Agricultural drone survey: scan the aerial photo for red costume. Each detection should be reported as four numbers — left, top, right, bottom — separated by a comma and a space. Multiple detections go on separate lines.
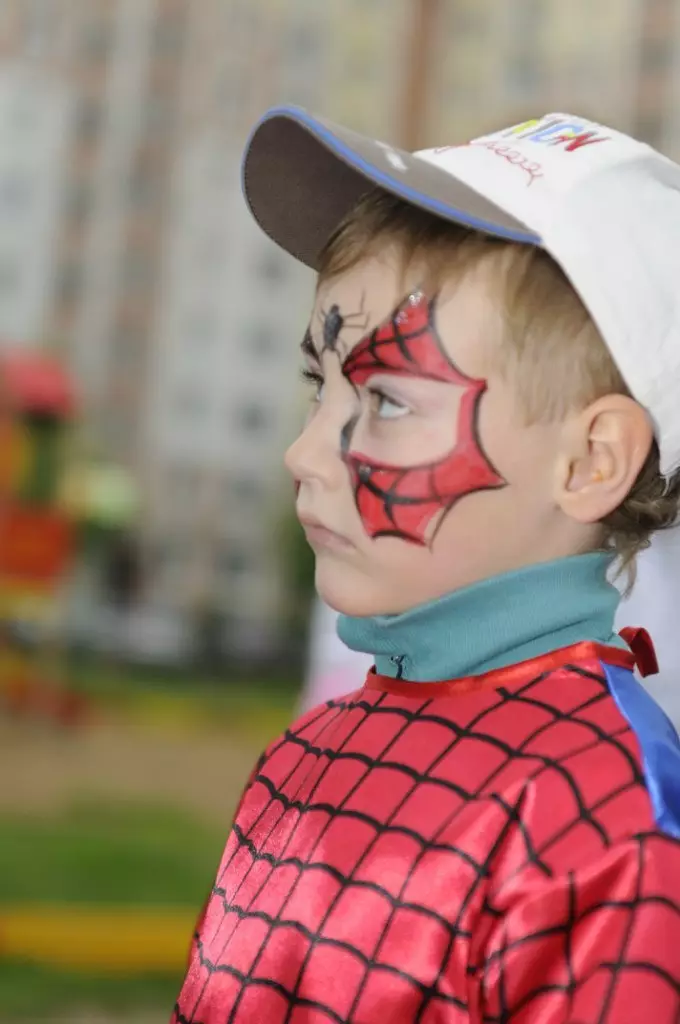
173, 639, 680, 1022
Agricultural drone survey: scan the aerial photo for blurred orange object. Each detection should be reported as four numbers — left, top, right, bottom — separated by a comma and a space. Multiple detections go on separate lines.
0, 505, 73, 584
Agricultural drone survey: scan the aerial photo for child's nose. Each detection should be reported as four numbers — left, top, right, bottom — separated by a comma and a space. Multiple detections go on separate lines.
284, 408, 346, 490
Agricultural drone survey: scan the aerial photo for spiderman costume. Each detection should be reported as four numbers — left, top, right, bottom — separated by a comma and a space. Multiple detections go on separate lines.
173, 636, 680, 1023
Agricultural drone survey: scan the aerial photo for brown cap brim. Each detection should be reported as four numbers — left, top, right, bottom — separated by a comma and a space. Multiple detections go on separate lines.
241, 105, 540, 270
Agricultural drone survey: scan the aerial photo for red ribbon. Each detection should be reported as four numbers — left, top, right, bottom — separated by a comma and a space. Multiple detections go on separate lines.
619, 626, 659, 677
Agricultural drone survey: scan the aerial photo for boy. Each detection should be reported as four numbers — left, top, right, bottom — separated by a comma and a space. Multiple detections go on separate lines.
173, 110, 680, 1022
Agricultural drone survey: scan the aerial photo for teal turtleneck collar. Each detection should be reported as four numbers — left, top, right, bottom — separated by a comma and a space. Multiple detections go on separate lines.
337, 553, 624, 682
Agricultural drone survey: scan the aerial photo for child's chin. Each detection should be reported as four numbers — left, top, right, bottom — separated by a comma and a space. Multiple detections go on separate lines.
314, 563, 405, 618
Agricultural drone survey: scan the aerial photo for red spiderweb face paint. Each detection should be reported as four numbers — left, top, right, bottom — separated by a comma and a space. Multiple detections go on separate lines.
340, 291, 506, 546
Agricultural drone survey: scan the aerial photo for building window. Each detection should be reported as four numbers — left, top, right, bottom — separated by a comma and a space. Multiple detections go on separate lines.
102, 411, 137, 455
23, 0, 58, 56
512, 0, 545, 34
0, 173, 32, 215
0, 255, 20, 295
636, 112, 665, 147
67, 180, 92, 225
7, 91, 39, 133
249, 325, 276, 356
129, 162, 160, 212
229, 476, 264, 505
640, 35, 673, 73
75, 97, 103, 143
175, 388, 206, 420
57, 262, 83, 306
168, 465, 203, 504
79, 18, 111, 64
450, 4, 485, 36
506, 60, 541, 96
123, 249, 154, 292
288, 22, 322, 60
151, 539, 191, 588
256, 251, 287, 285
236, 403, 270, 434
144, 95, 175, 138
197, 232, 227, 269
153, 16, 185, 58
185, 309, 219, 345
117, 330, 142, 369
218, 547, 254, 577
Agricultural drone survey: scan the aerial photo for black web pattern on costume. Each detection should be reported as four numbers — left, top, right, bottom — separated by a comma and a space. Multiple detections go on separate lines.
173, 662, 680, 1023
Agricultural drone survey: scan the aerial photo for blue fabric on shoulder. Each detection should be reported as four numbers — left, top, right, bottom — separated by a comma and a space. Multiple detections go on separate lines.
603, 662, 680, 840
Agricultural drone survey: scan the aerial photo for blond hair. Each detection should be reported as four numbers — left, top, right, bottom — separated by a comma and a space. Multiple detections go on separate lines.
318, 190, 680, 579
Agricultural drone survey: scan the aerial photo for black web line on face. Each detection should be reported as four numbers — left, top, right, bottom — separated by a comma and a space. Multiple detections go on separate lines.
342, 291, 472, 384
348, 290, 433, 371
342, 313, 506, 547
307, 288, 432, 371
337, 294, 441, 482
300, 326, 317, 363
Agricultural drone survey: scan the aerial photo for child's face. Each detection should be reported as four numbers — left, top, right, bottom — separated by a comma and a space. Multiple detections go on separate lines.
286, 247, 582, 616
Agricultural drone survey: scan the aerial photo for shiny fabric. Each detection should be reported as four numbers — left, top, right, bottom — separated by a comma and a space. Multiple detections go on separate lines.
604, 661, 680, 839
173, 643, 680, 1022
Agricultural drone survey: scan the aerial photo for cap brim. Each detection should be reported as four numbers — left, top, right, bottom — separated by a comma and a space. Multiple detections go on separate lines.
241, 105, 541, 270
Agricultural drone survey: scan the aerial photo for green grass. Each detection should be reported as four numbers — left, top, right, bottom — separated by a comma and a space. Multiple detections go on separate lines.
0, 800, 225, 1018
67, 658, 300, 744
0, 801, 224, 906
0, 961, 179, 1020
0, 666, 302, 1017
68, 655, 300, 707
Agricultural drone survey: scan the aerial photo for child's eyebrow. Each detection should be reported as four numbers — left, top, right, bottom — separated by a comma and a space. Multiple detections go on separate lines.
300, 326, 319, 362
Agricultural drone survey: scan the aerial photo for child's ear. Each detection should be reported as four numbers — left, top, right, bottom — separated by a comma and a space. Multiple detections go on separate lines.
554, 395, 653, 523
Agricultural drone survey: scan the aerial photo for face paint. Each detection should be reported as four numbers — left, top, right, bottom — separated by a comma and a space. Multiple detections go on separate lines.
317, 296, 370, 358
340, 291, 506, 546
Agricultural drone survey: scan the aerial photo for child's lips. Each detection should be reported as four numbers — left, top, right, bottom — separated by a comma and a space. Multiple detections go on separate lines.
298, 515, 355, 551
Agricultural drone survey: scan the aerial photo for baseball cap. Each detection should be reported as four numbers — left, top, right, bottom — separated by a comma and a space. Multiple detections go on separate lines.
242, 106, 680, 477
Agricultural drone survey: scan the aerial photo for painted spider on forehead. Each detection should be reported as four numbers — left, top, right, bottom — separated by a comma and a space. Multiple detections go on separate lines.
316, 292, 370, 359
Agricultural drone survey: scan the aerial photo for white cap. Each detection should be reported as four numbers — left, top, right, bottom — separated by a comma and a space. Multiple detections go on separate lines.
242, 108, 680, 476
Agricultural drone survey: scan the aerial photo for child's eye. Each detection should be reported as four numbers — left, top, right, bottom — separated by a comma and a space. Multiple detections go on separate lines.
300, 367, 324, 402
368, 388, 409, 420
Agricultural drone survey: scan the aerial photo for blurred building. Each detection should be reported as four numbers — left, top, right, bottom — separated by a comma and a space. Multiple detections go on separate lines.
632, 0, 680, 153
139, 0, 411, 656
0, 7, 72, 346
0, 0, 412, 659
2, 0, 680, 659
430, 0, 680, 153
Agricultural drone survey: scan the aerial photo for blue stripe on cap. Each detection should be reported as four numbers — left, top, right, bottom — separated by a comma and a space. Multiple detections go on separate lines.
602, 661, 680, 839
242, 104, 543, 247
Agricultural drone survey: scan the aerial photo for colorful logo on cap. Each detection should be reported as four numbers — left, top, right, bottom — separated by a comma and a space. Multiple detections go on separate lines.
498, 115, 611, 153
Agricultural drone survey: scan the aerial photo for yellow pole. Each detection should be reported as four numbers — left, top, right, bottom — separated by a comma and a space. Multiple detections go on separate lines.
0, 906, 195, 973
